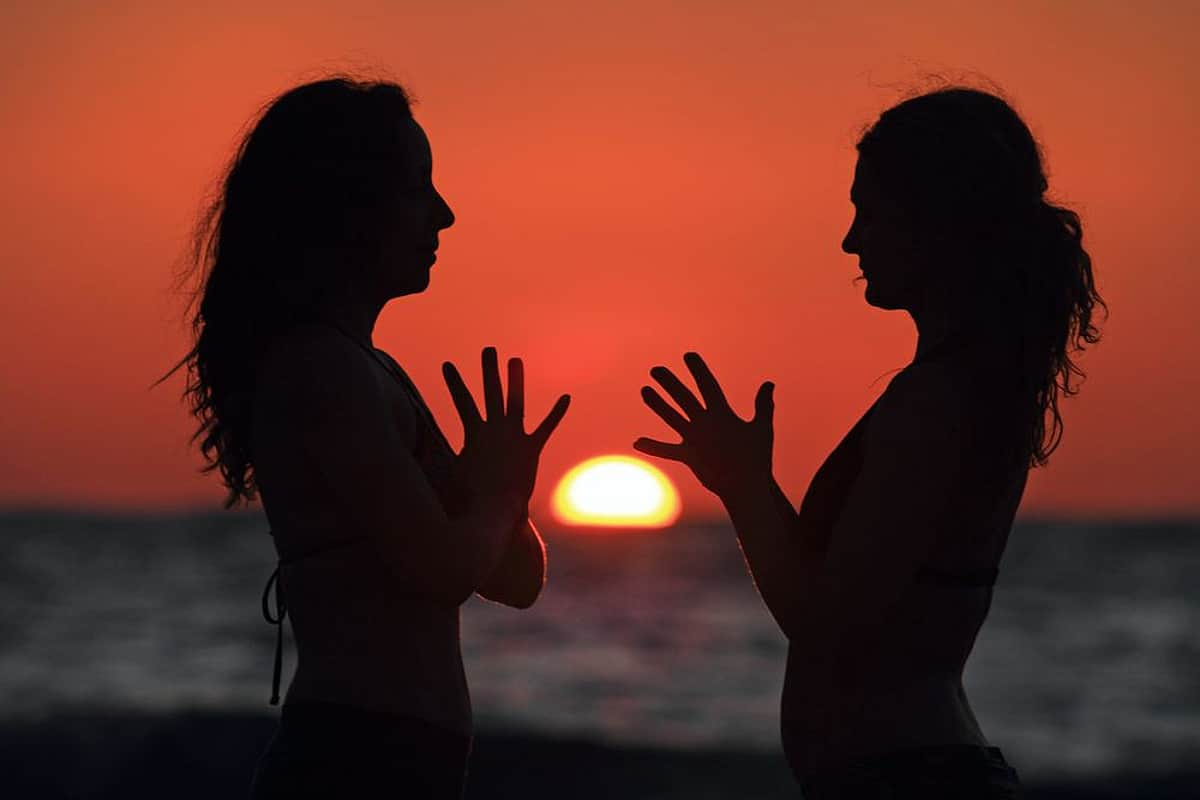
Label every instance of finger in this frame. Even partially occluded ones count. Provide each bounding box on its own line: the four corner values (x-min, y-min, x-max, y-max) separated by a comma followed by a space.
753, 381, 775, 428
683, 352, 730, 412
632, 438, 688, 462
443, 361, 483, 431
640, 386, 690, 435
481, 347, 504, 421
649, 365, 704, 417
507, 357, 525, 423
530, 394, 571, 446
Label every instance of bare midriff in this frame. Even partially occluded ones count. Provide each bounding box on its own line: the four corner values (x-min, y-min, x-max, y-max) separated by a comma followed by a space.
781, 581, 995, 778
279, 552, 472, 736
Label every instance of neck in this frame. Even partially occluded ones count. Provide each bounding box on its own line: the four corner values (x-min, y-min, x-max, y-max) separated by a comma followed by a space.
910, 302, 965, 364
317, 288, 385, 348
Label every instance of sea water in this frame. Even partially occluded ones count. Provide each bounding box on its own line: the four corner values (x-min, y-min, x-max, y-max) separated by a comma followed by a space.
1, 510, 1197, 779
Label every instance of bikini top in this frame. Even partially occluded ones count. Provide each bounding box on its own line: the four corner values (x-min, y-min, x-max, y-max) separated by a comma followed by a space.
260, 321, 458, 705
795, 338, 1004, 591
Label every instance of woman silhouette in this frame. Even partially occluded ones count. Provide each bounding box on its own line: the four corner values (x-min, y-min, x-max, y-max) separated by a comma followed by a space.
635, 87, 1104, 797
171, 77, 570, 797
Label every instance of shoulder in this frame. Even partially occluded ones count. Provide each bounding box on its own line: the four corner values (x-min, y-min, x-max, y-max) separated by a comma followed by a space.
260, 322, 354, 372
256, 324, 384, 419
870, 360, 969, 444
370, 347, 408, 383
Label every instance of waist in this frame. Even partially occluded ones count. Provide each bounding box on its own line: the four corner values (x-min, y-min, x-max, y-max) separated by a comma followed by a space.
783, 655, 971, 712
797, 743, 1019, 795
781, 670, 988, 773
280, 699, 471, 749
257, 700, 472, 798
288, 655, 472, 735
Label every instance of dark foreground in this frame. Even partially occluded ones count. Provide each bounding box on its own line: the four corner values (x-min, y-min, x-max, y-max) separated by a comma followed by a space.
2, 712, 1195, 799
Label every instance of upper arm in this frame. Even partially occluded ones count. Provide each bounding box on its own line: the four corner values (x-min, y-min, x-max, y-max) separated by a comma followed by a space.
813, 365, 970, 646
255, 329, 450, 562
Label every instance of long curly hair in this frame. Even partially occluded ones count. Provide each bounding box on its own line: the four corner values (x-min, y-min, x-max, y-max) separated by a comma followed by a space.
165, 76, 415, 507
857, 87, 1106, 467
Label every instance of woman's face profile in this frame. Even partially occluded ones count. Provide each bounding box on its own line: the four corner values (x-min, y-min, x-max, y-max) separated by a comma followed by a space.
374, 118, 456, 299
841, 157, 927, 312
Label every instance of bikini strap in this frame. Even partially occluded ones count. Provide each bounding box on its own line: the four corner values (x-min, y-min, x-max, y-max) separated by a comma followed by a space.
370, 348, 456, 455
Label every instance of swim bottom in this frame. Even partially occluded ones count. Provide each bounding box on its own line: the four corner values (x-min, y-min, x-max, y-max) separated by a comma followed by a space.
798, 744, 1022, 799
250, 700, 471, 799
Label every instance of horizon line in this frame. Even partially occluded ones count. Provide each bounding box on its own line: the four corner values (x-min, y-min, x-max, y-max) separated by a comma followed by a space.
1, 503, 1198, 527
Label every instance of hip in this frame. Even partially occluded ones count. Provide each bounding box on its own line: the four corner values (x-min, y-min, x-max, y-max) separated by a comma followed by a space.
287, 651, 472, 734
797, 743, 1022, 799
251, 700, 472, 800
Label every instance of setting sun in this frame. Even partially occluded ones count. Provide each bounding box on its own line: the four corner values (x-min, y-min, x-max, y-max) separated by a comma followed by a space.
551, 455, 682, 528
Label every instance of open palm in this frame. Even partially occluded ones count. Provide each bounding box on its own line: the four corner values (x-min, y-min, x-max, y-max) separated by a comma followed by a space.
634, 352, 775, 498
443, 347, 570, 506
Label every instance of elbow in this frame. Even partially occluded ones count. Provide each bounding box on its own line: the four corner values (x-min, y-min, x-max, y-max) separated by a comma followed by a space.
477, 571, 544, 609
507, 549, 547, 608
506, 576, 544, 609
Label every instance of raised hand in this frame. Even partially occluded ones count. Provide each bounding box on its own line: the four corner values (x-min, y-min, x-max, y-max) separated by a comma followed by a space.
634, 352, 775, 498
443, 347, 570, 506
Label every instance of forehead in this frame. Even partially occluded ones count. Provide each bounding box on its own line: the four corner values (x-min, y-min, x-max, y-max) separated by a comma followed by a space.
403, 117, 432, 165
849, 157, 882, 203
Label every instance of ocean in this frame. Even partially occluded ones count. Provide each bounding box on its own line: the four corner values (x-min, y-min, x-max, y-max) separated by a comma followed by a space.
2, 510, 1198, 783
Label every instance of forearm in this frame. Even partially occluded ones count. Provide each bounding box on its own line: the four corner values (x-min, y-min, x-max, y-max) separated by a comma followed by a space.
719, 474, 825, 639
430, 491, 529, 604
475, 516, 547, 608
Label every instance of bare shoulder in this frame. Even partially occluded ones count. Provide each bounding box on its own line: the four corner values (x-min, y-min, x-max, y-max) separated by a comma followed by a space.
869, 360, 970, 447
256, 324, 385, 423
259, 323, 356, 381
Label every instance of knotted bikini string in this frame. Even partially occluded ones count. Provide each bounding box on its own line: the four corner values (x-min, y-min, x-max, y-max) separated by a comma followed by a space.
261, 530, 373, 706
257, 321, 454, 708
261, 562, 287, 706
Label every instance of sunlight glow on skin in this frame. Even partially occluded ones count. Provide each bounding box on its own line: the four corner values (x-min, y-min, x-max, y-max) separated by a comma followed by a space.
551, 455, 682, 528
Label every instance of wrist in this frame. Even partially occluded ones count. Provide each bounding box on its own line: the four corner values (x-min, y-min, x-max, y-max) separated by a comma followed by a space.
463, 485, 526, 520
717, 471, 777, 508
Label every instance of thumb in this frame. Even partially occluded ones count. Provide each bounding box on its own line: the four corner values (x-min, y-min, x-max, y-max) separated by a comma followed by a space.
753, 381, 775, 428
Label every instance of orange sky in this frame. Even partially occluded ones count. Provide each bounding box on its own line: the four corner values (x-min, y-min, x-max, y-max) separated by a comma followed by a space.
1, 1, 1197, 518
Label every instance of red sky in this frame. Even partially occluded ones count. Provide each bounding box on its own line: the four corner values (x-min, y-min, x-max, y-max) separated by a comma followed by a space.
1, 1, 1197, 518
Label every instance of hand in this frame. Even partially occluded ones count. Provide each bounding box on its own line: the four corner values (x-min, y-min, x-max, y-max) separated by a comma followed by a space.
443, 347, 571, 506
634, 352, 775, 498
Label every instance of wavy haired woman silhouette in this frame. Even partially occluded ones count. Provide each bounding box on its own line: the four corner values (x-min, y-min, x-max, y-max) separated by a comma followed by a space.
168, 77, 570, 798
635, 87, 1104, 797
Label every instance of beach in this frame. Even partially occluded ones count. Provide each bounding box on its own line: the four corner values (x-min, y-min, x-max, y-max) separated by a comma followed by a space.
4, 711, 1197, 798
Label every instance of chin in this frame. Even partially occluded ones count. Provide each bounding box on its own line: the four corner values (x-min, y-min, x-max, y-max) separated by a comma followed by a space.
863, 282, 909, 311
388, 273, 431, 299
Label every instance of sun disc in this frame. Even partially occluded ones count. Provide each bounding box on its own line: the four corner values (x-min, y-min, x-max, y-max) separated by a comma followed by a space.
551, 455, 681, 528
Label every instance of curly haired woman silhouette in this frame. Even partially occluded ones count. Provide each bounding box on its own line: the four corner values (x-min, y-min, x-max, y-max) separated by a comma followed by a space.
169, 77, 570, 798
635, 87, 1104, 798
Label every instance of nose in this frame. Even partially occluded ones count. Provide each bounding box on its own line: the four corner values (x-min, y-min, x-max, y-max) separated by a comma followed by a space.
841, 216, 859, 255
435, 190, 455, 230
